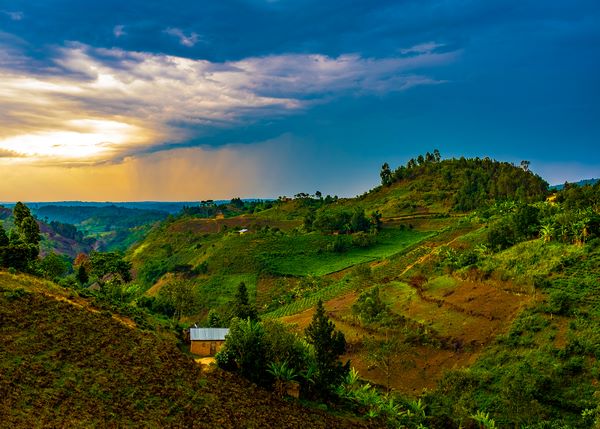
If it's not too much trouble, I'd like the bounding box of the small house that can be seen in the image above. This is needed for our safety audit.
[189,328,229,356]
[238,228,249,235]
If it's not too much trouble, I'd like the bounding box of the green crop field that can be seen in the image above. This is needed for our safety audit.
[264,229,433,276]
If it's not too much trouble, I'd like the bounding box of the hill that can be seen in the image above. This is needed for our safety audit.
[5,154,598,427]
[33,205,169,251]
[550,178,599,190]
[0,272,370,428]
[121,155,600,427]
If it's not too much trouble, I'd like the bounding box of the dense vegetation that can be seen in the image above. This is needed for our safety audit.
[35,204,169,251]
[378,152,548,211]
[2,153,599,427]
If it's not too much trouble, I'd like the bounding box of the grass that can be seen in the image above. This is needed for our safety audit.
[264,229,433,277]
[424,275,457,293]
[263,279,355,318]
[196,273,258,307]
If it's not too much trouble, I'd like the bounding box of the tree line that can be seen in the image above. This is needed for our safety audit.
[379,151,549,211]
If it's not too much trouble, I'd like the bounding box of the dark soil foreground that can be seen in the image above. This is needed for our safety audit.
[0,285,373,428]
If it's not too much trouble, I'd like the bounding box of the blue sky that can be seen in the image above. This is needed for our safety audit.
[0,0,598,200]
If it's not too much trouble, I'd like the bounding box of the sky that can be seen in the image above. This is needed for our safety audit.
[0,0,599,201]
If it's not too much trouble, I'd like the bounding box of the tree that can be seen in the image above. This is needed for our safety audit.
[305,300,348,396]
[370,210,382,233]
[207,309,222,327]
[539,223,554,243]
[20,216,41,246]
[76,264,89,285]
[217,317,268,385]
[39,252,69,280]
[0,223,8,247]
[159,279,198,321]
[12,202,31,229]
[350,208,370,233]
[234,282,258,321]
[89,251,132,283]
[303,210,315,231]
[433,149,441,162]
[352,287,387,324]
[380,163,393,187]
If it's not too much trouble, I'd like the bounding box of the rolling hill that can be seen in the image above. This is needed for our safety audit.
[3,154,599,427]
[121,156,600,427]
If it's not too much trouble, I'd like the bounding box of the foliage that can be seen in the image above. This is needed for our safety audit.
[89,251,132,283]
[233,281,258,321]
[39,252,71,280]
[0,202,40,271]
[305,300,349,398]
[217,317,269,385]
[352,287,388,324]
[336,368,429,427]
[157,279,199,321]
[380,152,548,211]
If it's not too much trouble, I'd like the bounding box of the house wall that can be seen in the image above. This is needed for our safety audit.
[190,340,225,356]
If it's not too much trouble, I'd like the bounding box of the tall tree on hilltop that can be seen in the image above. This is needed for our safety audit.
[380,162,393,187]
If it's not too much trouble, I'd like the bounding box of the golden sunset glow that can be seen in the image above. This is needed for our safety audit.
[0,119,146,161]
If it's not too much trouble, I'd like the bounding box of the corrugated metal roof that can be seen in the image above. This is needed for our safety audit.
[190,328,229,341]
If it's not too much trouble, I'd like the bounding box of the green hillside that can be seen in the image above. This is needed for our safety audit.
[4,154,599,428]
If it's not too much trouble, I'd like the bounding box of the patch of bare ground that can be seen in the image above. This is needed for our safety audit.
[281,273,532,396]
[346,345,480,395]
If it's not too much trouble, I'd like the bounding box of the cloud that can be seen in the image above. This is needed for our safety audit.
[2,10,23,21]
[164,27,200,47]
[400,42,445,55]
[0,41,457,165]
[0,135,302,201]
[0,148,23,158]
[113,25,126,38]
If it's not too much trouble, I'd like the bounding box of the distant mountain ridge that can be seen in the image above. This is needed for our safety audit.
[550,178,598,190]
[0,200,270,214]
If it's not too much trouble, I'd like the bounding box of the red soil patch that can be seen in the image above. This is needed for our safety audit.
[280,276,532,396]
[442,280,530,321]
[280,291,360,332]
[347,345,480,395]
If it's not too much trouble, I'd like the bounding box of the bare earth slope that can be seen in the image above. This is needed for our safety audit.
[0,273,370,428]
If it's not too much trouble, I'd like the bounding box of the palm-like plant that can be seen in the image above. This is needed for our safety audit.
[539,223,554,243]
[268,361,298,397]
[470,410,497,428]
